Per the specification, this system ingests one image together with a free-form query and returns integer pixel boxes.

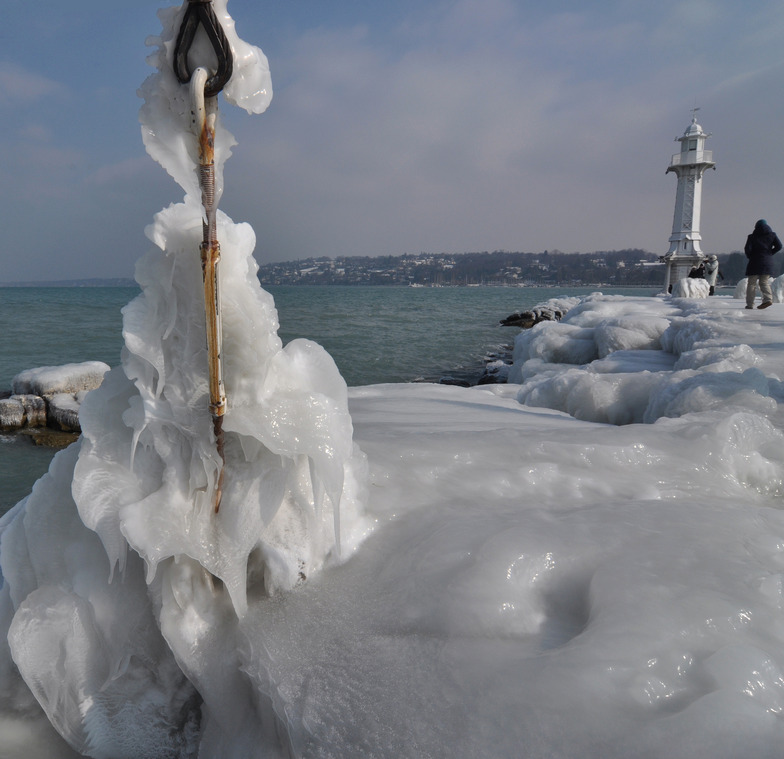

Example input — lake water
[0,283,659,512]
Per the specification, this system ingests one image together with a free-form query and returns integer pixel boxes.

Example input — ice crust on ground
[3,3,784,758]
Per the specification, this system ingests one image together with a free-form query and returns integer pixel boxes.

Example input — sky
[2,0,784,282]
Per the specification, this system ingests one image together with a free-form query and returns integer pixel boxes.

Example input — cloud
[17,123,53,142]
[0,141,83,201]
[6,0,784,281]
[226,6,677,261]
[85,157,150,187]
[0,62,62,107]
[218,0,784,265]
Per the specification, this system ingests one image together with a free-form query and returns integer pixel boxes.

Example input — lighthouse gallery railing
[669,149,713,167]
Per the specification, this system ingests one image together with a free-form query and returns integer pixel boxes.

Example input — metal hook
[174,0,234,98]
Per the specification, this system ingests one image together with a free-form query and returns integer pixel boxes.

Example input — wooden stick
[192,69,226,513]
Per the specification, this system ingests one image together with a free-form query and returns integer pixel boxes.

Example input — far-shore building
[661,111,716,292]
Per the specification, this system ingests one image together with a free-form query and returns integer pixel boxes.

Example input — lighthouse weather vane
[174,0,233,512]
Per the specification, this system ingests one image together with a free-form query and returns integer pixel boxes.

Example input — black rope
[174,0,233,97]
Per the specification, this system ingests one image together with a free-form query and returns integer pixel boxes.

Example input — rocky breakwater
[482,297,580,385]
[0,361,109,440]
[479,304,567,384]
[499,305,565,328]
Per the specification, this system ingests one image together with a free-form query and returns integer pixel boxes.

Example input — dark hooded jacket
[745,220,782,276]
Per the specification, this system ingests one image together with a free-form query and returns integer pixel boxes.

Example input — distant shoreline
[0,279,736,292]
[0,280,663,290]
[0,278,137,288]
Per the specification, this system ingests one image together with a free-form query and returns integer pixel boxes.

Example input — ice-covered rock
[508,293,783,426]
[772,275,784,302]
[507,293,677,384]
[766,274,784,303]
[0,398,24,429]
[500,306,563,328]
[500,296,583,329]
[1,366,99,433]
[0,395,46,430]
[46,394,81,432]
[734,276,784,303]
[12,362,109,397]
[478,359,511,384]
[670,277,709,298]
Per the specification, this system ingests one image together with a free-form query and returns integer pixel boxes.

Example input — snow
[3,2,784,757]
[11,362,109,397]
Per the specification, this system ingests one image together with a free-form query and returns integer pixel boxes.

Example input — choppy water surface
[0,287,136,390]
[270,285,653,385]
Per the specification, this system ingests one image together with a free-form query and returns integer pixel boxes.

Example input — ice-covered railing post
[174,0,234,512]
[0,2,370,754]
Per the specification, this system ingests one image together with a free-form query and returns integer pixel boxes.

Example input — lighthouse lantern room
[661,110,716,292]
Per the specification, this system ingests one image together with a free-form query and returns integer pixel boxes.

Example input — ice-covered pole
[194,70,226,511]
[174,0,234,512]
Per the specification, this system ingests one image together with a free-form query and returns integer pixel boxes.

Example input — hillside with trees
[258,249,753,287]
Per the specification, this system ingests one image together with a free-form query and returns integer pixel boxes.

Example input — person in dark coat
[745,219,782,309]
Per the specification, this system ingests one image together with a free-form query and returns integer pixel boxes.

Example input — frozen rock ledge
[0,361,109,434]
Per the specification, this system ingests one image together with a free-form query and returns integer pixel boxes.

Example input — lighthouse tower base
[661,251,705,293]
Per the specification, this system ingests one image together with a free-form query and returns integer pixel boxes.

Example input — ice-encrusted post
[174,1,235,512]
[0,3,369,753]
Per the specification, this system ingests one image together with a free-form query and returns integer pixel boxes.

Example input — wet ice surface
[239,328,784,759]
[221,293,784,759]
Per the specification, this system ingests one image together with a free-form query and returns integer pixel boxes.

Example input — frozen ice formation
[11,362,110,397]
[1,362,109,432]
[0,2,367,757]
[0,394,46,430]
[509,291,782,426]
[671,277,709,298]
[735,273,784,303]
[140,0,273,202]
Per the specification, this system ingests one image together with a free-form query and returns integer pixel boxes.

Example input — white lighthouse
[661,110,716,292]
